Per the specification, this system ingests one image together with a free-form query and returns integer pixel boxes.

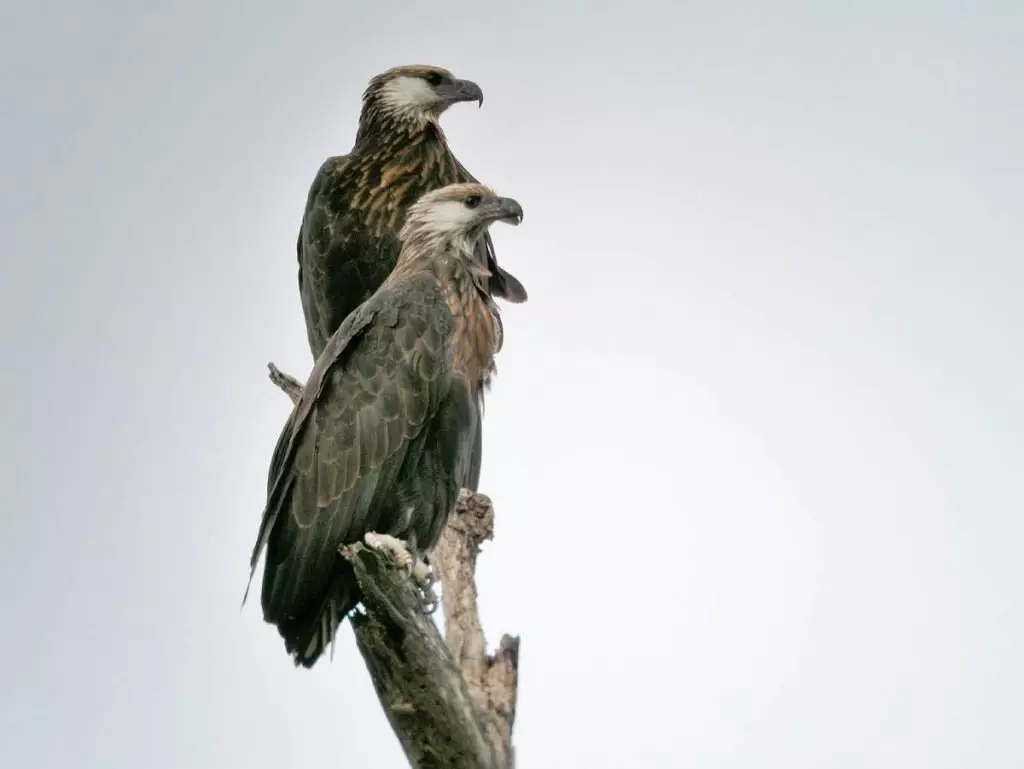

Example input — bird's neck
[441,248,499,390]
[351,117,460,240]
[353,107,448,154]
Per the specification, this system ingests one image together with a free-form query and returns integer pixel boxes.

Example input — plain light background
[2,1,1021,767]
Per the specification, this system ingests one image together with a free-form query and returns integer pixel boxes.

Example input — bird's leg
[412,551,437,593]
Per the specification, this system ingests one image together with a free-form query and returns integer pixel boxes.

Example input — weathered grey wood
[435,491,519,769]
[344,541,498,769]
[267,362,302,404]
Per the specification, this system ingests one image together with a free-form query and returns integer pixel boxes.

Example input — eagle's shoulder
[304,153,358,213]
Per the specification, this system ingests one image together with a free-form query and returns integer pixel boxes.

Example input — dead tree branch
[435,491,520,769]
[267,360,520,769]
[267,362,302,404]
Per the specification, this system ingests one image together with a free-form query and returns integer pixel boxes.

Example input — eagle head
[362,65,484,124]
[399,182,522,259]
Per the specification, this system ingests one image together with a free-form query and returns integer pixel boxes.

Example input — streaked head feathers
[400,183,523,248]
[362,65,484,123]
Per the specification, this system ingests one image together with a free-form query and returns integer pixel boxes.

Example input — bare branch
[343,541,498,769]
[267,361,303,405]
[434,491,520,769]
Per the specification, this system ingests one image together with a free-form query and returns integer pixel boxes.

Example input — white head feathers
[377,76,442,118]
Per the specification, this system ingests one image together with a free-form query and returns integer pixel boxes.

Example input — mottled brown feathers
[249,66,530,667]
[447,268,499,388]
[298,82,524,359]
[355,126,462,238]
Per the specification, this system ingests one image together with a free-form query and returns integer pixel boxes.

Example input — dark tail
[271,579,360,669]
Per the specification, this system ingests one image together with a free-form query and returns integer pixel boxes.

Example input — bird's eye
[464,195,482,208]
[423,72,444,87]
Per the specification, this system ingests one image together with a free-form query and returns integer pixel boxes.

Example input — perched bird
[296,64,528,491]
[247,183,526,668]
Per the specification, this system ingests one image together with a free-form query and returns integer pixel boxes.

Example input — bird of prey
[247,182,526,668]
[296,64,528,492]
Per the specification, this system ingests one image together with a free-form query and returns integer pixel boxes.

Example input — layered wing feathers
[247,276,453,625]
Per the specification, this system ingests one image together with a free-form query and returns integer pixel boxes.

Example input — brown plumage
[246,183,525,668]
[297,64,527,490]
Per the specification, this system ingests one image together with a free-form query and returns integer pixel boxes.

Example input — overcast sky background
[2,1,1022,767]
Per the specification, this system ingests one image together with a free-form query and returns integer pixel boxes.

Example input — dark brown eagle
[296,64,527,492]
[247,182,525,668]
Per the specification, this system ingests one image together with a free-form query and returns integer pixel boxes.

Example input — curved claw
[411,558,435,589]
[418,589,439,616]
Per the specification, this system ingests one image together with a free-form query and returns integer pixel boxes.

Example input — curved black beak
[485,196,523,226]
[436,77,484,108]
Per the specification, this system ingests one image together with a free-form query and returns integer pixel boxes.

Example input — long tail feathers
[293,598,342,668]
[282,583,357,669]
[240,565,258,612]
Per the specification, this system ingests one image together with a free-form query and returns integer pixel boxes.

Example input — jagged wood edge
[266,361,520,768]
[435,490,520,769]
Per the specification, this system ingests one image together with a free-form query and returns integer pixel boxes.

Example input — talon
[410,553,438,615]
[411,559,433,587]
[417,584,439,616]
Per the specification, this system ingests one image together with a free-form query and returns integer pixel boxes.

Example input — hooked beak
[483,196,524,226]
[436,77,484,108]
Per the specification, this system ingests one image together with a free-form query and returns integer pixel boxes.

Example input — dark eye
[464,195,481,208]
[423,72,444,87]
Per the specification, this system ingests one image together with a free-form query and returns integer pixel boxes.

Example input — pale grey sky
[2,1,1022,767]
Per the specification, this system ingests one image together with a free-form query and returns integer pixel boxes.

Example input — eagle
[296,64,527,493]
[247,183,526,668]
